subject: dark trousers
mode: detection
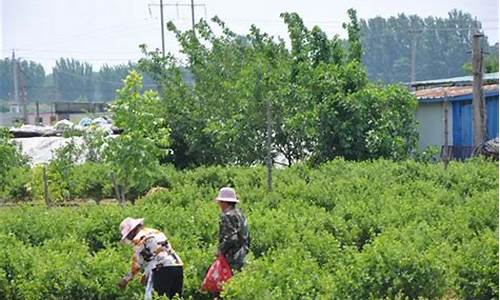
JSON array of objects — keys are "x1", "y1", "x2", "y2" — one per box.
[{"x1": 152, "y1": 265, "x2": 183, "y2": 299}]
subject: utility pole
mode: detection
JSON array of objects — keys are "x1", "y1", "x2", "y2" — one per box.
[
  {"x1": 149, "y1": 1, "x2": 206, "y2": 41},
  {"x1": 190, "y1": 0, "x2": 196, "y2": 35},
  {"x1": 262, "y1": 64, "x2": 272, "y2": 192},
  {"x1": 409, "y1": 29, "x2": 422, "y2": 83},
  {"x1": 18, "y1": 63, "x2": 29, "y2": 124},
  {"x1": 20, "y1": 73, "x2": 28, "y2": 124},
  {"x1": 160, "y1": 0, "x2": 166, "y2": 57},
  {"x1": 11, "y1": 50, "x2": 19, "y2": 112},
  {"x1": 443, "y1": 92, "x2": 450, "y2": 169},
  {"x1": 36, "y1": 102, "x2": 41, "y2": 125},
  {"x1": 266, "y1": 95, "x2": 273, "y2": 192},
  {"x1": 472, "y1": 32, "x2": 485, "y2": 146}
]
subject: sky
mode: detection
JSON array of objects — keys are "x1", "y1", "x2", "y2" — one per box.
[{"x1": 1, "y1": 0, "x2": 498, "y2": 73}]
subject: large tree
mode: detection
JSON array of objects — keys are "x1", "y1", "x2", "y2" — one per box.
[
  {"x1": 95, "y1": 63, "x2": 158, "y2": 101},
  {"x1": 138, "y1": 10, "x2": 418, "y2": 168},
  {"x1": 96, "y1": 64, "x2": 131, "y2": 101},
  {"x1": 0, "y1": 58, "x2": 45, "y2": 102},
  {"x1": 52, "y1": 58, "x2": 94, "y2": 101}
]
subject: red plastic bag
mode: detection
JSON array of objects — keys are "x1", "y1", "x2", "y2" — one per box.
[{"x1": 201, "y1": 254, "x2": 233, "y2": 293}]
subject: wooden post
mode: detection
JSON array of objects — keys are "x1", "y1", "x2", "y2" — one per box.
[
  {"x1": 266, "y1": 95, "x2": 273, "y2": 192},
  {"x1": 409, "y1": 28, "x2": 422, "y2": 83},
  {"x1": 472, "y1": 32, "x2": 485, "y2": 146},
  {"x1": 443, "y1": 92, "x2": 450, "y2": 169},
  {"x1": 42, "y1": 165, "x2": 51, "y2": 207},
  {"x1": 36, "y1": 101, "x2": 40, "y2": 125}
]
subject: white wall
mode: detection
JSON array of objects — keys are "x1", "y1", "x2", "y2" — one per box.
[{"x1": 415, "y1": 102, "x2": 454, "y2": 150}]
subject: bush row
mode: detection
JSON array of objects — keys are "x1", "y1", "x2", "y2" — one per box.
[{"x1": 0, "y1": 159, "x2": 497, "y2": 299}]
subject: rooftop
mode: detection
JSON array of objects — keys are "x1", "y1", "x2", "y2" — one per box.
[
  {"x1": 415, "y1": 84, "x2": 499, "y2": 102},
  {"x1": 412, "y1": 72, "x2": 499, "y2": 88}
]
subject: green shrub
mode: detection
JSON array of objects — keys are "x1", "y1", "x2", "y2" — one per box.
[
  {"x1": 0, "y1": 159, "x2": 497, "y2": 299},
  {"x1": 70, "y1": 163, "x2": 113, "y2": 201},
  {"x1": 454, "y1": 229, "x2": 499, "y2": 300},
  {"x1": 1, "y1": 167, "x2": 31, "y2": 202}
]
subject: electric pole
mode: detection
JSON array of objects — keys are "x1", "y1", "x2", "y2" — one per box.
[
  {"x1": 12, "y1": 50, "x2": 19, "y2": 111},
  {"x1": 190, "y1": 0, "x2": 196, "y2": 35},
  {"x1": 472, "y1": 32, "x2": 485, "y2": 146},
  {"x1": 409, "y1": 29, "x2": 422, "y2": 83},
  {"x1": 266, "y1": 94, "x2": 272, "y2": 192},
  {"x1": 443, "y1": 92, "x2": 450, "y2": 169},
  {"x1": 262, "y1": 64, "x2": 272, "y2": 192},
  {"x1": 19, "y1": 68, "x2": 28, "y2": 124},
  {"x1": 160, "y1": 0, "x2": 166, "y2": 57},
  {"x1": 149, "y1": 1, "x2": 206, "y2": 42}
]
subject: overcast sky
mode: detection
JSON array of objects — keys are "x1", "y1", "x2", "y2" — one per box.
[{"x1": 1, "y1": 0, "x2": 498, "y2": 72}]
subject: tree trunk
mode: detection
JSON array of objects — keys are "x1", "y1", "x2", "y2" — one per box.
[{"x1": 110, "y1": 173, "x2": 123, "y2": 206}]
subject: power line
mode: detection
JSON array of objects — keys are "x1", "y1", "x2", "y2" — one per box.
[
  {"x1": 16, "y1": 48, "x2": 142, "y2": 55},
  {"x1": 16, "y1": 18, "x2": 158, "y2": 50},
  {"x1": 21, "y1": 56, "x2": 142, "y2": 62},
  {"x1": 49, "y1": 69, "x2": 158, "y2": 88},
  {"x1": 148, "y1": 1, "x2": 207, "y2": 56},
  {"x1": 362, "y1": 27, "x2": 499, "y2": 39}
]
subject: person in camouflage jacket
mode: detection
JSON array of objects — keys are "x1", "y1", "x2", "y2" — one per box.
[{"x1": 215, "y1": 187, "x2": 250, "y2": 271}]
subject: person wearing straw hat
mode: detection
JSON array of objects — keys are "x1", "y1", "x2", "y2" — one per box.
[
  {"x1": 117, "y1": 217, "x2": 183, "y2": 300},
  {"x1": 215, "y1": 187, "x2": 250, "y2": 272}
]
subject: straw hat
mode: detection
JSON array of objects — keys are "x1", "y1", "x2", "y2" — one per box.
[
  {"x1": 119, "y1": 217, "x2": 144, "y2": 241},
  {"x1": 215, "y1": 187, "x2": 239, "y2": 203}
]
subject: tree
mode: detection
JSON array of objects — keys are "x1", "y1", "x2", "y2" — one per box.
[
  {"x1": 104, "y1": 70, "x2": 170, "y2": 204},
  {"x1": 95, "y1": 63, "x2": 158, "y2": 101},
  {"x1": 360, "y1": 10, "x2": 495, "y2": 83},
  {"x1": 462, "y1": 43, "x2": 499, "y2": 74},
  {"x1": 0, "y1": 129, "x2": 29, "y2": 192},
  {"x1": 96, "y1": 64, "x2": 131, "y2": 101},
  {"x1": 138, "y1": 10, "x2": 419, "y2": 167},
  {"x1": 53, "y1": 58, "x2": 94, "y2": 101},
  {"x1": 0, "y1": 58, "x2": 45, "y2": 102}
]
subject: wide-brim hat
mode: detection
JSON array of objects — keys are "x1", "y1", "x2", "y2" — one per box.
[
  {"x1": 215, "y1": 187, "x2": 239, "y2": 203},
  {"x1": 119, "y1": 217, "x2": 144, "y2": 241}
]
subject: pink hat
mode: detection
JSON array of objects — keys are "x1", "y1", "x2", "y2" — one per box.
[
  {"x1": 119, "y1": 217, "x2": 144, "y2": 241},
  {"x1": 215, "y1": 187, "x2": 239, "y2": 203}
]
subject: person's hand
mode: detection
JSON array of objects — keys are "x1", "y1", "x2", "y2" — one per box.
[{"x1": 117, "y1": 277, "x2": 129, "y2": 289}]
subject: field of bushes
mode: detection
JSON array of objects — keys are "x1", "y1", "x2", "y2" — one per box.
[{"x1": 0, "y1": 159, "x2": 498, "y2": 299}]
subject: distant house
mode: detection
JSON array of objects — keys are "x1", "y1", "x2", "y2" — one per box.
[
  {"x1": 53, "y1": 101, "x2": 109, "y2": 124},
  {"x1": 0, "y1": 101, "x2": 110, "y2": 127},
  {"x1": 413, "y1": 73, "x2": 499, "y2": 159}
]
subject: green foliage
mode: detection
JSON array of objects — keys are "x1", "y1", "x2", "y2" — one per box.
[
  {"x1": 98, "y1": 64, "x2": 133, "y2": 101},
  {"x1": 139, "y1": 11, "x2": 418, "y2": 167},
  {"x1": 413, "y1": 145, "x2": 441, "y2": 162},
  {"x1": 360, "y1": 10, "x2": 496, "y2": 83},
  {"x1": 453, "y1": 229, "x2": 499, "y2": 299},
  {"x1": 70, "y1": 163, "x2": 113, "y2": 201},
  {"x1": 1, "y1": 167, "x2": 31, "y2": 202},
  {"x1": 463, "y1": 49, "x2": 499, "y2": 74},
  {"x1": 343, "y1": 8, "x2": 363, "y2": 63},
  {"x1": 0, "y1": 129, "x2": 29, "y2": 200},
  {"x1": 0, "y1": 159, "x2": 497, "y2": 299},
  {"x1": 53, "y1": 58, "x2": 94, "y2": 101},
  {"x1": 0, "y1": 58, "x2": 45, "y2": 101},
  {"x1": 42, "y1": 138, "x2": 81, "y2": 203},
  {"x1": 105, "y1": 70, "x2": 170, "y2": 202}
]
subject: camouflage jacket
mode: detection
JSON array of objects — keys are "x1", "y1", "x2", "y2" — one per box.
[{"x1": 218, "y1": 207, "x2": 249, "y2": 271}]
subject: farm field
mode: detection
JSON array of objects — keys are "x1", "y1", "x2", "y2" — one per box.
[{"x1": 0, "y1": 159, "x2": 498, "y2": 299}]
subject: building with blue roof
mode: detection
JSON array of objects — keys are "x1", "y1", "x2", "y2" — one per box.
[{"x1": 413, "y1": 73, "x2": 498, "y2": 159}]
